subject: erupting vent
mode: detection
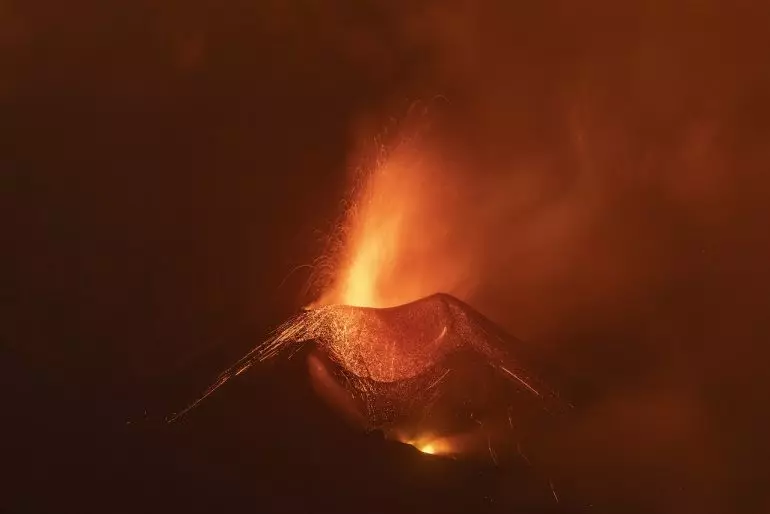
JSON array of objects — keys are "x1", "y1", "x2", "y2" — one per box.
[{"x1": 176, "y1": 293, "x2": 566, "y2": 461}]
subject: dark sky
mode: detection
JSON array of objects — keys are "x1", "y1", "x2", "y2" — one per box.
[{"x1": 4, "y1": 1, "x2": 770, "y2": 513}]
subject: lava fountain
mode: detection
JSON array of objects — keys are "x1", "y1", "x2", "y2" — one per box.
[
  {"x1": 175, "y1": 114, "x2": 566, "y2": 462},
  {"x1": 314, "y1": 113, "x2": 476, "y2": 309}
]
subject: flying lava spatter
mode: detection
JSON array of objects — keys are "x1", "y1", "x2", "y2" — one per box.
[{"x1": 173, "y1": 114, "x2": 566, "y2": 460}]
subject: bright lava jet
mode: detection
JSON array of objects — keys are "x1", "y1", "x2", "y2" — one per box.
[{"x1": 174, "y1": 117, "x2": 567, "y2": 462}]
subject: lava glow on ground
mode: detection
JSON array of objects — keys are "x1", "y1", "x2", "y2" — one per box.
[{"x1": 415, "y1": 443, "x2": 437, "y2": 455}]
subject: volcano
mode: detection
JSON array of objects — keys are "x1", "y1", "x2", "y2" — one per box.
[{"x1": 178, "y1": 293, "x2": 566, "y2": 463}]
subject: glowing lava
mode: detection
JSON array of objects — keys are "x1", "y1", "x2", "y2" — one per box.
[
  {"x1": 174, "y1": 290, "x2": 565, "y2": 465},
  {"x1": 326, "y1": 151, "x2": 416, "y2": 308},
  {"x1": 172, "y1": 120, "x2": 566, "y2": 464},
  {"x1": 417, "y1": 443, "x2": 437, "y2": 455},
  {"x1": 406, "y1": 436, "x2": 453, "y2": 456},
  {"x1": 315, "y1": 120, "x2": 472, "y2": 309}
]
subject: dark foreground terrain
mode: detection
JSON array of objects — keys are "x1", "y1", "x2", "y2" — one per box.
[{"x1": 2, "y1": 340, "x2": 573, "y2": 514}]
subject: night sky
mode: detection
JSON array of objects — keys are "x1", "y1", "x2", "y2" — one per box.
[{"x1": 4, "y1": 1, "x2": 770, "y2": 513}]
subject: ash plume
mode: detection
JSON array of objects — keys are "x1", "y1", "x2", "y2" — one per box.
[
  {"x1": 168, "y1": 1, "x2": 769, "y2": 511},
  {"x1": 343, "y1": 2, "x2": 770, "y2": 513},
  {"x1": 234, "y1": 1, "x2": 770, "y2": 511}
]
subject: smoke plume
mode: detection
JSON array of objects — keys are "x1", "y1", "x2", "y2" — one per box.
[{"x1": 303, "y1": 1, "x2": 770, "y2": 512}]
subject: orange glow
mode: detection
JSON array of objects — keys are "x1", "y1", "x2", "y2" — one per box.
[
  {"x1": 173, "y1": 116, "x2": 561, "y2": 465},
  {"x1": 399, "y1": 429, "x2": 501, "y2": 460},
  {"x1": 314, "y1": 123, "x2": 472, "y2": 309},
  {"x1": 405, "y1": 436, "x2": 453, "y2": 456},
  {"x1": 322, "y1": 146, "x2": 423, "y2": 308},
  {"x1": 418, "y1": 443, "x2": 437, "y2": 454},
  {"x1": 335, "y1": 160, "x2": 407, "y2": 307}
]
